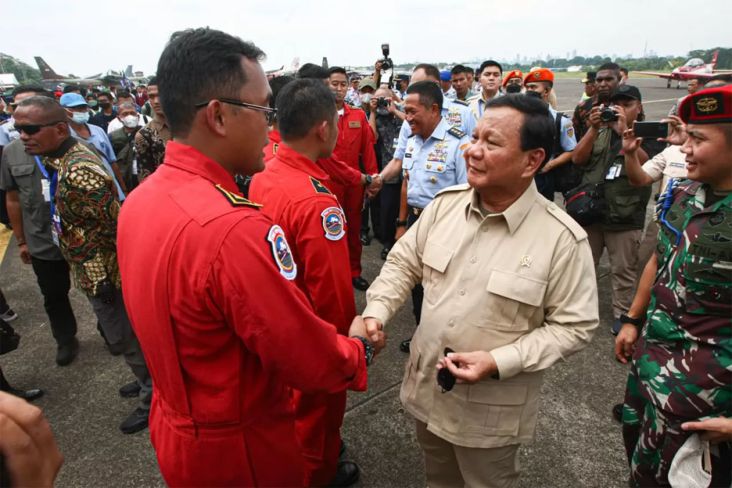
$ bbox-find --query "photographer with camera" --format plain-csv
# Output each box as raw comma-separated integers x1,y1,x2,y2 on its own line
571,84,653,334
573,62,621,141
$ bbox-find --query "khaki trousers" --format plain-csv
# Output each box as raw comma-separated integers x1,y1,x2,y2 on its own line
585,225,642,318
415,420,520,488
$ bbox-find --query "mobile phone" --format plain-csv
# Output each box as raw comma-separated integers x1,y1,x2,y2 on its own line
633,121,668,139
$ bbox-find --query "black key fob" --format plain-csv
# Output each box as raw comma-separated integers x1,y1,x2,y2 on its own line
437,347,456,393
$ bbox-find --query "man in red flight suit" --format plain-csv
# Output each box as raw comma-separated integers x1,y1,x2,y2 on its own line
250,79,361,487
116,28,376,487
328,67,378,290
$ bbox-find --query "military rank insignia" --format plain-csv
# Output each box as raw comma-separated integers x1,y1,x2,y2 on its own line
215,184,262,208
310,177,332,195
321,207,346,241
266,225,297,280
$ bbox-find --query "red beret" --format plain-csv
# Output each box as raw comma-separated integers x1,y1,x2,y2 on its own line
678,84,732,125
502,70,523,87
524,68,554,85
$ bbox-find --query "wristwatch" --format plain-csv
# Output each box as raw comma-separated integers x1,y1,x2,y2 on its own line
352,336,374,366
620,313,644,328
395,219,407,227
363,174,373,187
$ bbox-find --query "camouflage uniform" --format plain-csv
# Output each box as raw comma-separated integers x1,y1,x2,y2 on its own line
622,179,732,486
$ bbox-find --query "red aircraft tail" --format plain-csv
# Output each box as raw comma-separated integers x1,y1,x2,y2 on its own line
710,50,719,69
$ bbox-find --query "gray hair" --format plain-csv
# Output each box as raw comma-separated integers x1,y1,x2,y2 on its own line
117,102,137,112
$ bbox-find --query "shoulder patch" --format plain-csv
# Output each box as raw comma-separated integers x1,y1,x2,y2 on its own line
435,183,471,198
452,99,470,106
321,206,346,241
266,225,297,280
545,202,587,241
310,176,332,195
214,184,263,208
447,127,466,139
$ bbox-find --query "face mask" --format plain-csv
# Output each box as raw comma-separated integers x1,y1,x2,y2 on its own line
71,112,89,124
121,114,139,128
88,100,98,108
525,90,542,99
361,93,372,104
505,84,522,94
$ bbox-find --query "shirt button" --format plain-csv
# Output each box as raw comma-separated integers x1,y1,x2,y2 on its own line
430,176,437,184
448,319,455,327
470,256,477,263
459,289,466,296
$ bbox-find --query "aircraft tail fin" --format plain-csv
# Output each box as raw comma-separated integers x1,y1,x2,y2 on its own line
34,56,62,80
711,50,719,68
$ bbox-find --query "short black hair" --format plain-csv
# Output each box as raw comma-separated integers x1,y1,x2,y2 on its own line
277,78,336,140
63,84,80,93
156,27,265,137
97,92,113,101
12,85,47,98
328,66,347,78
597,62,621,79
413,63,440,81
116,90,133,99
619,67,628,75
451,64,470,76
269,75,294,110
466,66,474,75
146,76,157,87
479,60,503,76
485,94,554,160
406,80,443,111
297,63,329,80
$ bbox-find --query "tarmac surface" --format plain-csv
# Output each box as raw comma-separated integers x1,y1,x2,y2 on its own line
0,76,682,487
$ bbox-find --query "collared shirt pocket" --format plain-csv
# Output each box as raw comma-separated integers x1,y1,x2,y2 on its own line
462,382,528,436
9,164,40,209
422,238,455,304
483,269,547,331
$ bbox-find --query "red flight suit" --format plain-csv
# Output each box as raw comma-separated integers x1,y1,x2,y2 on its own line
250,143,355,486
117,141,368,487
332,105,377,278
265,129,362,205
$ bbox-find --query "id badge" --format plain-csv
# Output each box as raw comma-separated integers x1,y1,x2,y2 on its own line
51,213,62,246
42,179,51,202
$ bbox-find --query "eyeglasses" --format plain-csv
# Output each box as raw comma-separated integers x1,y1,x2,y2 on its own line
14,121,66,135
195,98,277,124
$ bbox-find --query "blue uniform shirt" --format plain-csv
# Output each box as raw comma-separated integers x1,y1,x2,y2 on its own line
549,106,577,154
394,99,475,160
402,119,470,209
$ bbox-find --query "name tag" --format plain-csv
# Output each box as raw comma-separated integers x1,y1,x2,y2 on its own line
348,121,361,128
41,179,51,202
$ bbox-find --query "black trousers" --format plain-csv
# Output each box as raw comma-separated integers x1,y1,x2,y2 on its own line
379,183,401,250
407,211,423,325
361,197,382,240
30,257,77,346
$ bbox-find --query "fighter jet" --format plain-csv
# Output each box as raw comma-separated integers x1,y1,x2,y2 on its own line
638,51,732,88
34,56,102,87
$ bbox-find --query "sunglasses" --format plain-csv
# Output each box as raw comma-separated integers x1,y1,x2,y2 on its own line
14,121,65,135
195,98,277,124
437,347,457,393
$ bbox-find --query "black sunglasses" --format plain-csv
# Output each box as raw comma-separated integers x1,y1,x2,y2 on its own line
14,121,66,135
437,347,457,393
195,98,276,124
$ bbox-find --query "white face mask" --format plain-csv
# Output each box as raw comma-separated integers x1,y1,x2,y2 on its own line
71,112,89,124
361,93,372,104
121,114,139,128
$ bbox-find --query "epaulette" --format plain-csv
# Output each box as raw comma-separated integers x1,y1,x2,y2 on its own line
435,183,470,198
447,126,466,139
310,176,332,195
545,202,587,242
452,99,470,106
214,184,262,208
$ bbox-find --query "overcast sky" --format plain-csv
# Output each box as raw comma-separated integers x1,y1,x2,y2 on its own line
3,0,730,77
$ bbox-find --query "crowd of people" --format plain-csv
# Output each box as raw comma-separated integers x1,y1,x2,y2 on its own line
0,26,730,488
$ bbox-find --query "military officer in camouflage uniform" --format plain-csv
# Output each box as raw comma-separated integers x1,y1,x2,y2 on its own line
615,84,732,487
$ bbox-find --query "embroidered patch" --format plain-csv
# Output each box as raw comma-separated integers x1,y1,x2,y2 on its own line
310,176,332,195
566,127,574,139
321,207,346,241
266,225,297,280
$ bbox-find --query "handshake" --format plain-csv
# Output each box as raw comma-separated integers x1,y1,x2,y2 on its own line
364,173,383,199
347,316,387,358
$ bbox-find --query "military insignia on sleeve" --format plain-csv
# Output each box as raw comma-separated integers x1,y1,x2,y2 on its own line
566,127,575,139
214,184,262,208
266,225,297,280
310,176,332,195
452,99,469,106
448,127,466,139
321,207,346,241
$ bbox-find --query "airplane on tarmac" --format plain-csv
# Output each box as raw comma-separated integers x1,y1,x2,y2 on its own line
34,56,103,87
638,50,732,88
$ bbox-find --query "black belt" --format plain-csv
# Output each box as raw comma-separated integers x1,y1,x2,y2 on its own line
409,206,424,217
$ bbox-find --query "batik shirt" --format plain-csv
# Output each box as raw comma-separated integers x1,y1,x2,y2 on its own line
134,117,171,182
46,140,121,296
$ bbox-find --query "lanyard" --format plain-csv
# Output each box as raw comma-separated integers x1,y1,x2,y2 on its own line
34,156,58,217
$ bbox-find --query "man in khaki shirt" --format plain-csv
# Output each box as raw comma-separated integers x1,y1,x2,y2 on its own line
363,95,599,487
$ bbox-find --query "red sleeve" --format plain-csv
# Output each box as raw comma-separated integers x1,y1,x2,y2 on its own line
359,112,378,174
285,197,355,335
214,214,367,394
318,157,362,187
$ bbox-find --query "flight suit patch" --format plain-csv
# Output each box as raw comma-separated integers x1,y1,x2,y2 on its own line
321,207,346,241
214,184,262,208
310,177,332,195
266,225,297,280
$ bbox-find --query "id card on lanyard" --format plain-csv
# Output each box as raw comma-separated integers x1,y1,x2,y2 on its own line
34,156,61,246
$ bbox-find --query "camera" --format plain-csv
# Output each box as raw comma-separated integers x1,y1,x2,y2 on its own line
380,43,393,71
600,105,619,122
377,97,389,108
